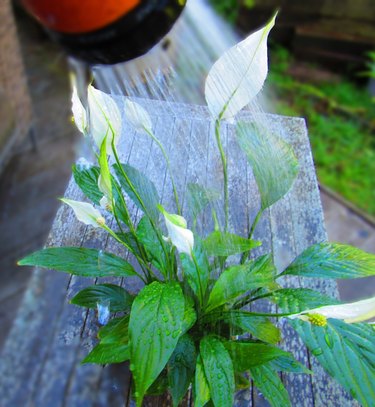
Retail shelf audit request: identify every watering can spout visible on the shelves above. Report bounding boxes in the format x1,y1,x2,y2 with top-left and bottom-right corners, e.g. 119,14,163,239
21,0,186,65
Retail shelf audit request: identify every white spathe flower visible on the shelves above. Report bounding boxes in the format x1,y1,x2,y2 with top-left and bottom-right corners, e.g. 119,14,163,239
124,99,152,133
71,84,87,134
159,205,194,256
61,198,105,228
288,296,375,325
205,12,277,120
88,86,122,154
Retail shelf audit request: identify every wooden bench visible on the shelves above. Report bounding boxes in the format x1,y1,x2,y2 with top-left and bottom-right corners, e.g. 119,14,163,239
0,100,355,406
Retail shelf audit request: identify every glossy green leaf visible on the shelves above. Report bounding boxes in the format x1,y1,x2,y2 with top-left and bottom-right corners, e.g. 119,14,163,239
186,183,219,221
206,255,276,312
200,336,234,407
249,365,291,407
136,216,167,274
117,231,144,258
236,121,298,210
205,12,277,120
98,136,112,201
82,343,129,365
224,340,289,372
290,319,375,406
70,284,133,312
98,315,129,343
268,354,312,375
72,164,102,205
203,231,260,257
281,242,375,279
114,163,160,222
194,354,211,407
271,288,339,313
72,164,130,226
180,243,209,305
168,334,196,407
129,282,185,406
83,315,130,365
223,311,281,344
181,297,197,335
18,247,137,278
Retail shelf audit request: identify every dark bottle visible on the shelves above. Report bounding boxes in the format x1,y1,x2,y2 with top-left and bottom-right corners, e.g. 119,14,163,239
21,0,186,65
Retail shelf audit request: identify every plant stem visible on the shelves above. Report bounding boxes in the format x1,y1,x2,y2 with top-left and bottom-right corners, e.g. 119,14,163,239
111,141,170,277
233,291,274,309
240,209,263,264
200,310,292,323
192,252,205,307
215,118,228,231
100,223,147,284
144,127,181,215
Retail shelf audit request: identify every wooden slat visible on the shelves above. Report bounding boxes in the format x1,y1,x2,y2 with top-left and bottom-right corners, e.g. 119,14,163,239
0,100,355,406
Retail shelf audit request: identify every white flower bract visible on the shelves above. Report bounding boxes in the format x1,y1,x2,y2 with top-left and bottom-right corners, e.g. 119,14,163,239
124,99,152,133
61,198,105,228
160,206,194,256
88,86,122,155
288,296,375,324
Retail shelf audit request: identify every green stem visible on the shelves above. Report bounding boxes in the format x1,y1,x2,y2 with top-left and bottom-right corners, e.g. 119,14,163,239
192,252,205,307
100,223,147,284
233,291,274,309
144,127,181,215
240,209,263,264
215,119,229,232
111,180,152,272
111,139,170,276
201,310,292,323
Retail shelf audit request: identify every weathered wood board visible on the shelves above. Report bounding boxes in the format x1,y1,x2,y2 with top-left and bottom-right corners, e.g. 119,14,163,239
0,100,356,406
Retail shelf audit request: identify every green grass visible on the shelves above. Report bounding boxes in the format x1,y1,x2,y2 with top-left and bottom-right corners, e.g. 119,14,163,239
266,46,375,216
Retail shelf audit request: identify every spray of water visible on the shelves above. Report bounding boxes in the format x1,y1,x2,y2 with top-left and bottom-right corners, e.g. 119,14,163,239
69,0,285,239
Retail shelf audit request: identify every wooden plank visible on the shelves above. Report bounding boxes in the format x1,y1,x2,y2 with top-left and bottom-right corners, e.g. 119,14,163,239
0,101,355,406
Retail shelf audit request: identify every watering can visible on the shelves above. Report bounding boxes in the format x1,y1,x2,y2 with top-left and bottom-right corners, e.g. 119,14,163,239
21,0,186,65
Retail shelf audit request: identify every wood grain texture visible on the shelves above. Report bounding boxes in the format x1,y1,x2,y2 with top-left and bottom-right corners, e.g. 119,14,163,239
0,100,354,406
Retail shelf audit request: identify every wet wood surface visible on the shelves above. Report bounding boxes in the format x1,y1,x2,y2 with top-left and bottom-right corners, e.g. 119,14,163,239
0,100,356,406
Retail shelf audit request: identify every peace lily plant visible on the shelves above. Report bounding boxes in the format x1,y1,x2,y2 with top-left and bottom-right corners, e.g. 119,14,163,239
19,13,375,407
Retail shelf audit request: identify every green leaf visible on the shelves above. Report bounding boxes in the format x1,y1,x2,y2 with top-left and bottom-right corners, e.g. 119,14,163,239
180,243,209,305
146,372,169,396
223,311,281,344
281,242,375,279
72,163,129,226
186,183,219,221
82,343,129,365
168,334,196,407
224,340,289,372
194,354,211,407
98,136,112,200
18,247,137,278
129,282,185,406
271,288,339,313
200,336,234,407
268,354,312,374
290,319,375,406
206,255,276,312
181,297,197,335
117,231,144,258
72,164,102,205
236,121,299,210
70,284,134,312
203,231,260,257
83,315,130,365
98,315,129,343
205,12,277,120
136,216,167,274
114,163,160,222
249,365,291,407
